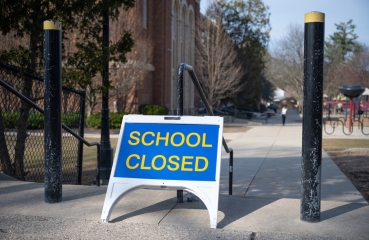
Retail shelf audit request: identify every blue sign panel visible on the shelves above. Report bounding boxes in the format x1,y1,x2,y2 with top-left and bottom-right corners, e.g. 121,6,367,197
114,123,220,181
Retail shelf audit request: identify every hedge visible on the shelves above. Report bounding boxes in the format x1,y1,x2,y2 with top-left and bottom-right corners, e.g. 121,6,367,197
85,112,128,129
139,104,168,115
1,112,80,129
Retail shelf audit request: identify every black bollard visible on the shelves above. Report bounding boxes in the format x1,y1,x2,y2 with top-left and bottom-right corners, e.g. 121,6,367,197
44,20,63,203
301,12,325,222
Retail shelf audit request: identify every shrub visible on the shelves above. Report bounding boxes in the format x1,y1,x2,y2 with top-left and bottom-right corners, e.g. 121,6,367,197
110,112,126,129
85,113,101,128
1,111,44,129
27,112,44,129
86,112,128,129
139,104,168,115
1,111,82,129
1,112,20,128
62,112,80,128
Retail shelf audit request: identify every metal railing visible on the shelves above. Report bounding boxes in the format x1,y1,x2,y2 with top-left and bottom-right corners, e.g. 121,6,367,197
0,62,100,185
177,63,234,196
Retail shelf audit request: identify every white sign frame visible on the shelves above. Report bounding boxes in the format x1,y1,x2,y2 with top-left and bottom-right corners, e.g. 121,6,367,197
101,115,223,228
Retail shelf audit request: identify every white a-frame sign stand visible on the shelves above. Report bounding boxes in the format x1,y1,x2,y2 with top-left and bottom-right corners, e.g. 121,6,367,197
101,115,223,228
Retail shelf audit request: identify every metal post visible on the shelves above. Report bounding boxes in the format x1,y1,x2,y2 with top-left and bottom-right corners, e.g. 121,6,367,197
229,148,233,195
345,97,348,120
301,12,325,222
100,6,113,184
176,64,184,203
43,20,63,203
76,89,86,185
349,98,353,132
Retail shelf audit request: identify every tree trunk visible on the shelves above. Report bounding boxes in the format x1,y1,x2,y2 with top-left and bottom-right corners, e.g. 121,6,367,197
12,26,39,180
0,107,15,177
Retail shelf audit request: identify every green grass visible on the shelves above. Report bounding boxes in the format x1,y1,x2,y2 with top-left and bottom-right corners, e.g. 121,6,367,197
322,139,369,151
81,138,118,185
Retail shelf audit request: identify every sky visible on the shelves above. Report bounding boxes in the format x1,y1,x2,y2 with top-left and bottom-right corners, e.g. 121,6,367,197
200,0,369,50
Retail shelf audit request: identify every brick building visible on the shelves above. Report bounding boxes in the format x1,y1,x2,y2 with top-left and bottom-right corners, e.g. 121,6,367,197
109,0,200,114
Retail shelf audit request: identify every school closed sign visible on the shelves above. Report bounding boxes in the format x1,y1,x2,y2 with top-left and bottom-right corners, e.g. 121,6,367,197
114,122,219,181
101,115,223,228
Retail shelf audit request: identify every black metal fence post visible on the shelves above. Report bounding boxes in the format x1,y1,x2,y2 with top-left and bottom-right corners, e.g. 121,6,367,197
76,89,86,185
43,20,63,203
229,148,233,195
301,12,325,222
176,64,185,203
100,7,113,184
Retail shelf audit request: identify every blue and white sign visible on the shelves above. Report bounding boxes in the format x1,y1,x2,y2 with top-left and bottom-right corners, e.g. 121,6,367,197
101,115,223,228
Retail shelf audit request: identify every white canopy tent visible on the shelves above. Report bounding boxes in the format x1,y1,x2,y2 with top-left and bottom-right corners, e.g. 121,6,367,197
362,88,369,95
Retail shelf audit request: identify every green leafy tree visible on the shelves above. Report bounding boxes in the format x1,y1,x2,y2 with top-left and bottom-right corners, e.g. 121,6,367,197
324,19,362,98
325,19,360,63
0,0,134,179
260,76,275,103
64,0,135,116
211,0,271,106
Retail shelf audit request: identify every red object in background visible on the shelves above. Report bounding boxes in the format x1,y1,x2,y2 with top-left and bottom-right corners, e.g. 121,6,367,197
349,99,353,132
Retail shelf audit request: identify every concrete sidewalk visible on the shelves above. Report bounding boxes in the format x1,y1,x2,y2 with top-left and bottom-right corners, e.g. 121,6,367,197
1,114,369,239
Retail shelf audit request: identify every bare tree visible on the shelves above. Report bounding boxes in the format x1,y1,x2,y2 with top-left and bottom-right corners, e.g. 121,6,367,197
197,4,245,109
266,24,304,112
347,45,369,88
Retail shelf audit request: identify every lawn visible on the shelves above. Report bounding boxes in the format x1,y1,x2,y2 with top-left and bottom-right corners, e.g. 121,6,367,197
81,138,118,185
322,138,369,151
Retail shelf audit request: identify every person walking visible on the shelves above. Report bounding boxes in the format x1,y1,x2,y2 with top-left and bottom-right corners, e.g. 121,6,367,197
281,105,287,126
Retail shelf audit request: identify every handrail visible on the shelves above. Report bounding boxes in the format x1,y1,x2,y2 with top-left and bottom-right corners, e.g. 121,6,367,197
177,63,234,195
0,78,101,186
177,63,232,153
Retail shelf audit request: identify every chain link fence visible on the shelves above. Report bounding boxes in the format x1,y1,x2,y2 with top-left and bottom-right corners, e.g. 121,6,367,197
0,62,85,184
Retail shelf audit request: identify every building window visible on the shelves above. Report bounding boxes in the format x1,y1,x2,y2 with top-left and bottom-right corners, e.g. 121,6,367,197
143,0,147,29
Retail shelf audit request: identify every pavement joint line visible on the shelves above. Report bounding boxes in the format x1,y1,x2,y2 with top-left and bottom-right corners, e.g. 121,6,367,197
244,126,282,196
157,192,189,225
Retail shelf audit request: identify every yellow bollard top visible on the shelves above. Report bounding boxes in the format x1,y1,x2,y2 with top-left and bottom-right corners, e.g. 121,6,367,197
304,12,325,23
44,20,62,30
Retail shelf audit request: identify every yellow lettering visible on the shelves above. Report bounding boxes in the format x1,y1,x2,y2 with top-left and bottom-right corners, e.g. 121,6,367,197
140,155,151,170
186,132,201,147
126,154,139,169
142,132,155,146
181,156,193,171
152,155,166,170
202,133,212,147
128,131,140,145
170,132,185,147
167,156,180,171
195,156,208,172
156,132,169,146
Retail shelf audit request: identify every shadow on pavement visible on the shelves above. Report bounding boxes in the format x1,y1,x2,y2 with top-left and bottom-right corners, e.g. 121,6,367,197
321,202,368,221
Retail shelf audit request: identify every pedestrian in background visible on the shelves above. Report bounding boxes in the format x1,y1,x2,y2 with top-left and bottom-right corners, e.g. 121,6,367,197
281,105,287,126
